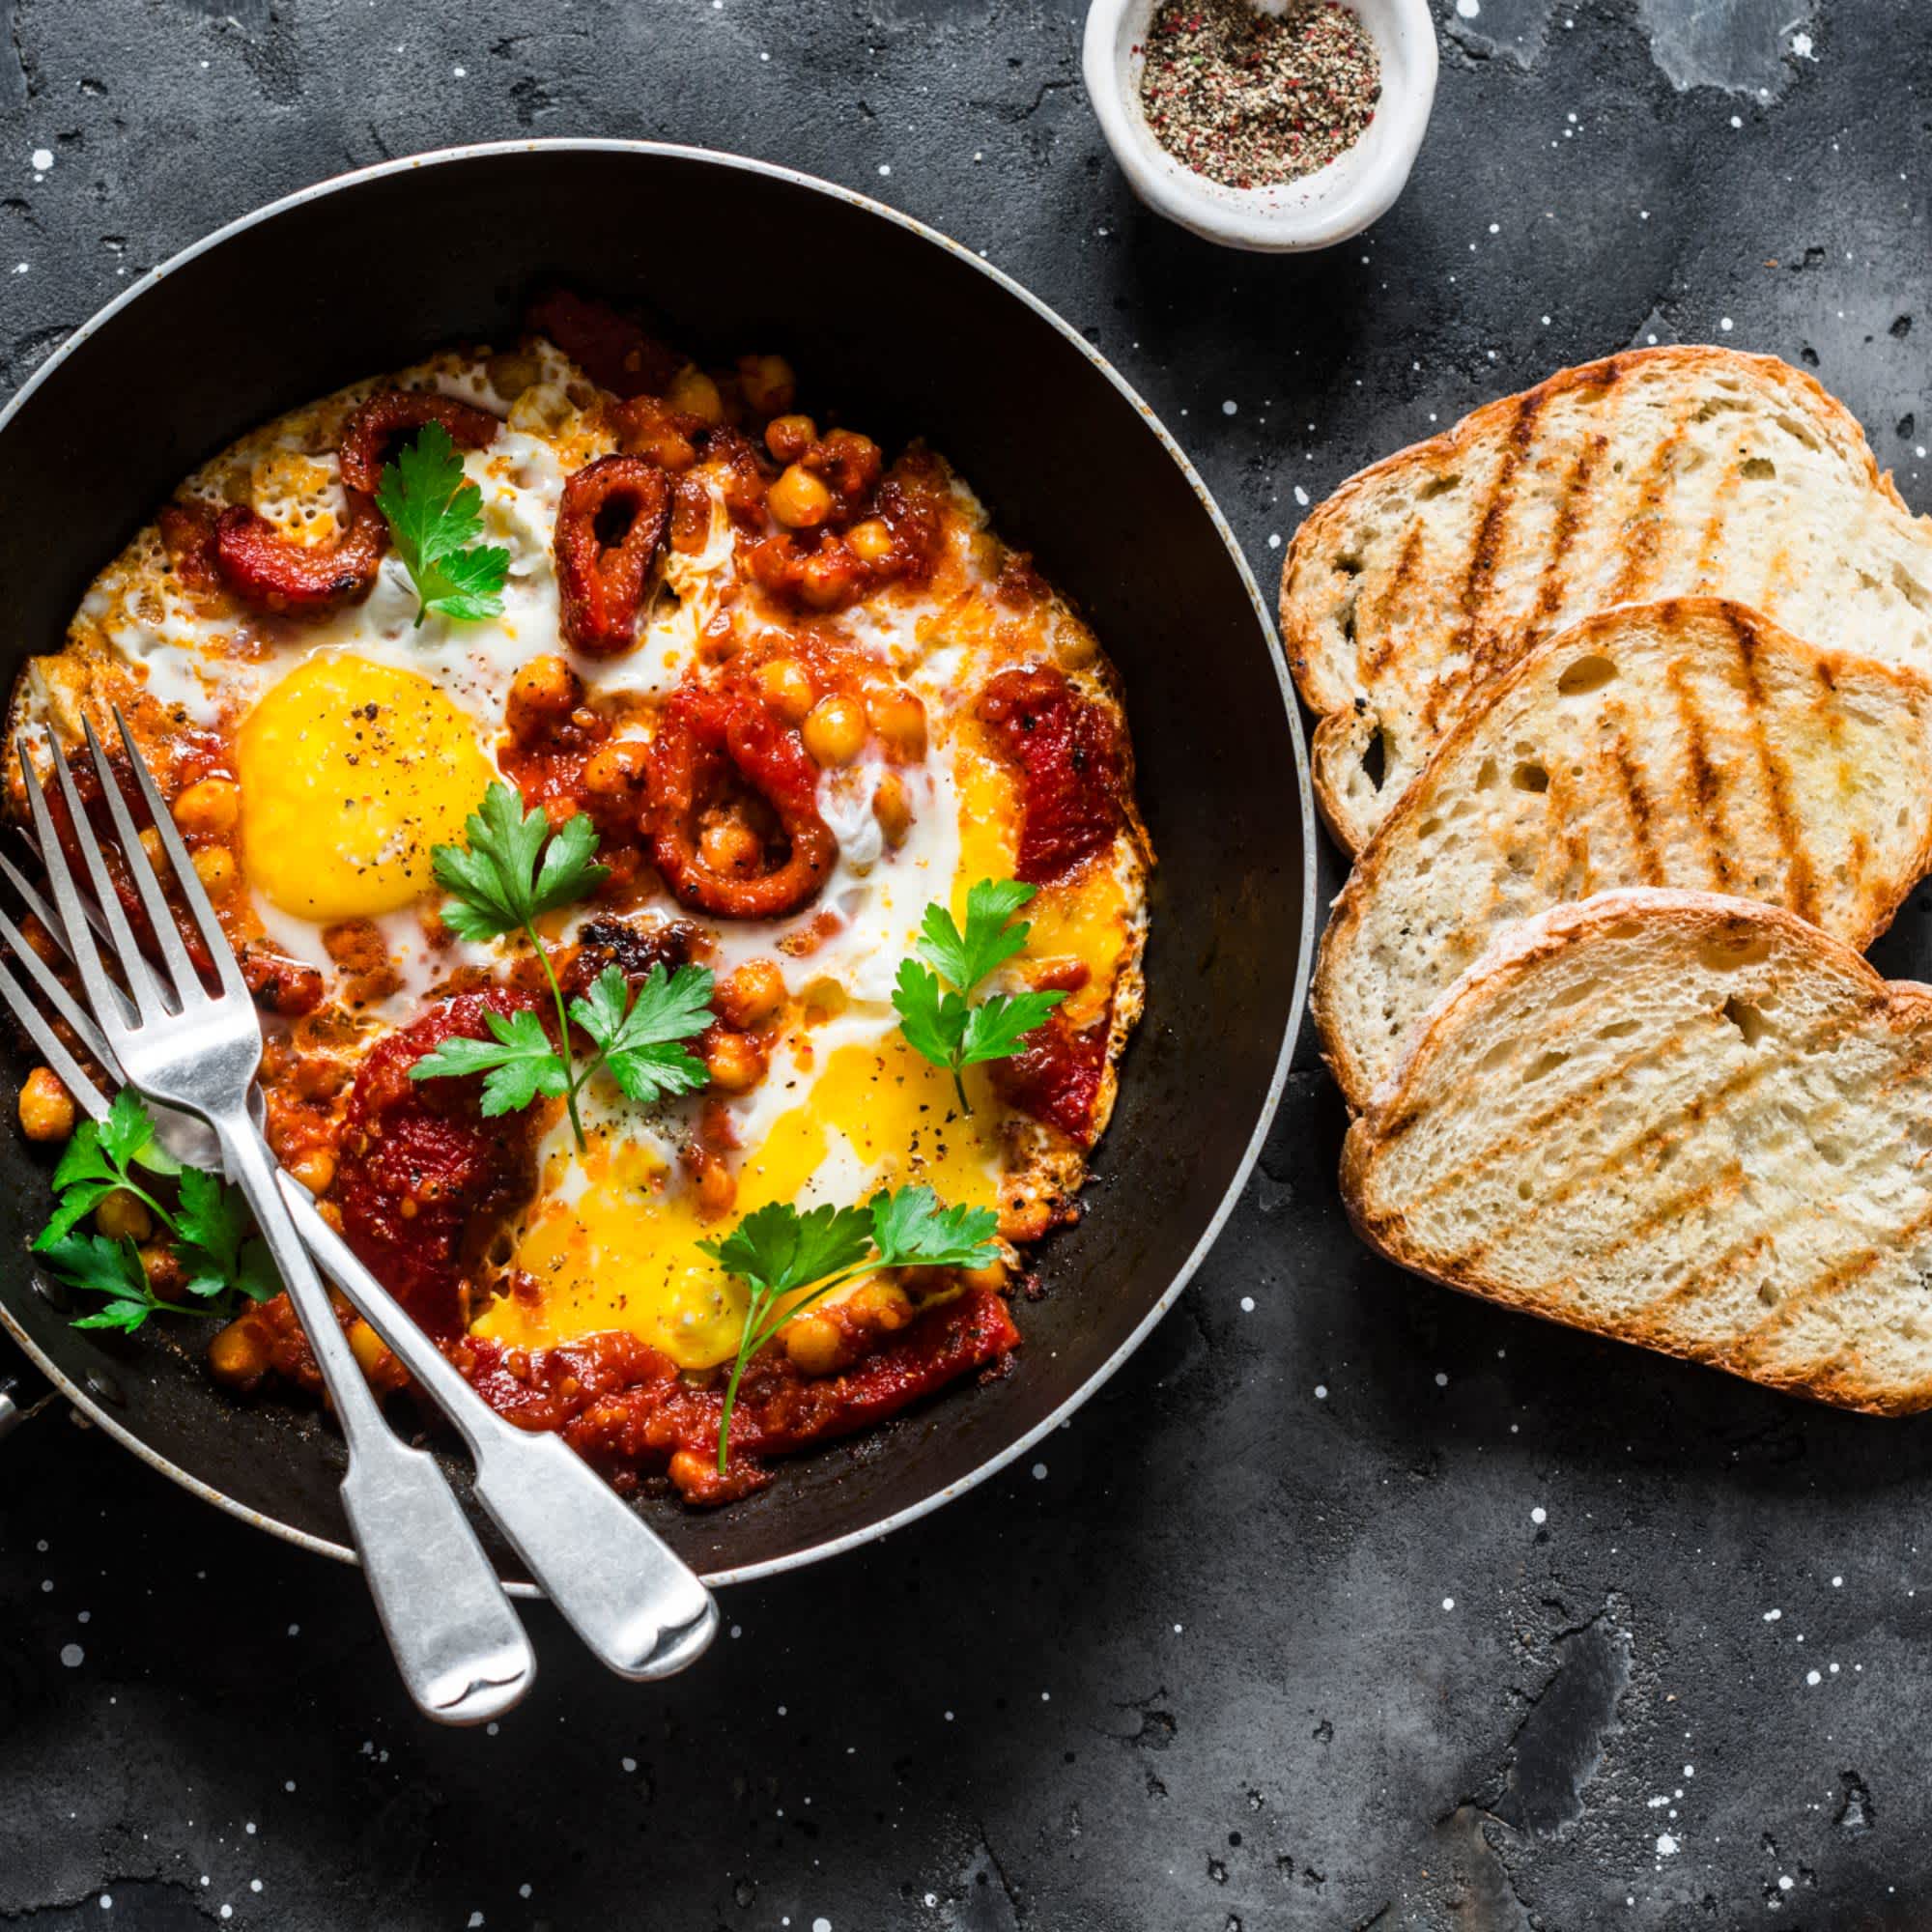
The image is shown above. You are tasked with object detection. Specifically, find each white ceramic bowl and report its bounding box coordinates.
[1083,0,1438,252]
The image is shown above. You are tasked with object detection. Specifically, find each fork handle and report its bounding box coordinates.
[282,1176,719,1680]
[212,1120,537,1725]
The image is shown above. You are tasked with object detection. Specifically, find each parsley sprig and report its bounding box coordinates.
[33,1092,277,1332]
[375,422,512,628]
[892,879,1067,1113]
[411,783,713,1148]
[699,1186,1002,1472]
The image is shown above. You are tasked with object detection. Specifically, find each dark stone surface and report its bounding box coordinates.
[2,1,1929,1925]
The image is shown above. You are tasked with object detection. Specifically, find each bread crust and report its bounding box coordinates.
[1312,597,1932,1109]
[1342,888,1932,1416]
[1281,346,1926,854]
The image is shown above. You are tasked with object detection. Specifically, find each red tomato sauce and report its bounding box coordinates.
[976,666,1126,885]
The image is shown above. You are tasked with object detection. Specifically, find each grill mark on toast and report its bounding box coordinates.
[1693,449,1747,578]
[1728,606,1818,921]
[1607,724,1666,884]
[1607,403,1695,603]
[1744,1196,1932,1374]
[1364,525,1428,679]
[1533,429,1608,627]
[1663,657,1736,891]
[1394,997,1870,1264]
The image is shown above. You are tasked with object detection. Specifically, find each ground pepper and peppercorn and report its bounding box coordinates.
[1138,0,1382,190]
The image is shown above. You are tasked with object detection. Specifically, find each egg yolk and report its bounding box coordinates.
[237,653,494,922]
[476,1037,1004,1370]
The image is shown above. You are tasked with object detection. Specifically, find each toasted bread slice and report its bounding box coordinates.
[1281,346,1932,853]
[1342,889,1932,1414]
[1314,599,1932,1109]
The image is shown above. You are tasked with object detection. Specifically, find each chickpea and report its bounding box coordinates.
[802,694,867,767]
[348,1317,389,1380]
[738,353,798,417]
[783,1313,842,1376]
[137,827,165,871]
[714,958,786,1032]
[871,772,913,849]
[171,776,241,838]
[959,1259,1009,1294]
[17,1065,74,1142]
[191,846,237,895]
[95,1188,153,1243]
[506,654,582,744]
[763,412,817,463]
[847,1279,912,1329]
[208,1317,270,1388]
[847,517,894,563]
[667,366,725,427]
[756,657,815,724]
[767,462,834,530]
[290,1148,337,1196]
[137,1242,184,1294]
[703,1028,769,1094]
[797,547,859,610]
[698,816,763,877]
[869,690,927,760]
[582,739,651,797]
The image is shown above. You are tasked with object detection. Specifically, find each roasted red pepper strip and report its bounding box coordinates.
[646,682,837,920]
[526,288,682,398]
[330,990,541,1340]
[990,1001,1113,1147]
[976,665,1126,884]
[213,488,388,615]
[337,389,500,495]
[157,500,221,591]
[460,1287,1020,1504]
[553,454,673,657]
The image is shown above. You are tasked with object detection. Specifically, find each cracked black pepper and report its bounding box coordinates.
[1137,0,1382,190]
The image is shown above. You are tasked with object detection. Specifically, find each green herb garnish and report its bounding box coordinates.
[411,782,712,1149]
[891,879,1067,1113]
[375,421,512,627]
[34,1091,276,1332]
[699,1185,1002,1472]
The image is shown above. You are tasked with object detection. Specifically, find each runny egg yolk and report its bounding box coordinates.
[237,653,494,922]
[475,1036,1004,1370]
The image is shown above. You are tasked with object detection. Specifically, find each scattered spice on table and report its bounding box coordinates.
[1137,0,1382,190]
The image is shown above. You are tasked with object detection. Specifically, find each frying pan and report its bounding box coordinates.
[0,142,1313,1589]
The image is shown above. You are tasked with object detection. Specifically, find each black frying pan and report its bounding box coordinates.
[0,142,1313,1589]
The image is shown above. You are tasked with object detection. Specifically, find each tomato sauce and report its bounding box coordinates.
[976,666,1126,885]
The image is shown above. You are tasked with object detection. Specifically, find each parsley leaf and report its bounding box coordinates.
[570,963,715,1106]
[892,879,1067,1112]
[415,798,712,1149]
[410,1008,574,1118]
[431,783,608,945]
[32,1096,276,1334]
[374,422,512,628]
[699,1185,1002,1473]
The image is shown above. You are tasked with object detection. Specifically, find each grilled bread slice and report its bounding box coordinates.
[1314,598,1932,1109]
[1342,889,1932,1414]
[1281,346,1932,853]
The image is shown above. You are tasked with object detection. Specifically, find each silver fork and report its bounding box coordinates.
[10,719,719,1690]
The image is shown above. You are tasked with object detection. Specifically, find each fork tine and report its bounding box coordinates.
[0,947,113,1128]
[0,850,139,1032]
[80,716,205,1009]
[20,736,167,1029]
[112,708,250,1006]
[14,827,114,950]
[0,890,122,1075]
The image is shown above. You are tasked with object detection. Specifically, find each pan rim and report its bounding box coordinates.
[0,135,1316,1591]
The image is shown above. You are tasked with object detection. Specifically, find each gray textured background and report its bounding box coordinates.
[3,1,1931,1927]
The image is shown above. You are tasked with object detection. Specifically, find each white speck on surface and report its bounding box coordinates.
[1764,1607,1782,1621]
[250,1882,263,1895]
[1031,1462,1048,1480]
[1656,1833,1678,1857]
[287,1624,299,1637]
[878,163,891,176]
[1314,1384,1328,1400]
[468,1918,484,1930]
[621,1756,638,1773]
[1221,399,1237,416]
[1790,30,1814,57]
[1239,1295,1256,1312]
[1779,1875,1795,1891]
[219,1912,232,1923]
[1441,1597,1455,1611]
[1730,114,1743,128]
[60,1643,82,1667]
[1719,316,1735,331]
[284,1780,296,1793]
[1456,0,1479,15]
[1267,532,1282,548]
[1531,1507,1547,1524]
[814,1918,833,1931]
[99,1897,111,1911]
[1833,1576,1843,1587]
[485,1722,498,1736]
[1293,484,1310,506]
[30,147,51,170]
[1435,1372,1448,1387]
[1806,1668,1822,1686]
